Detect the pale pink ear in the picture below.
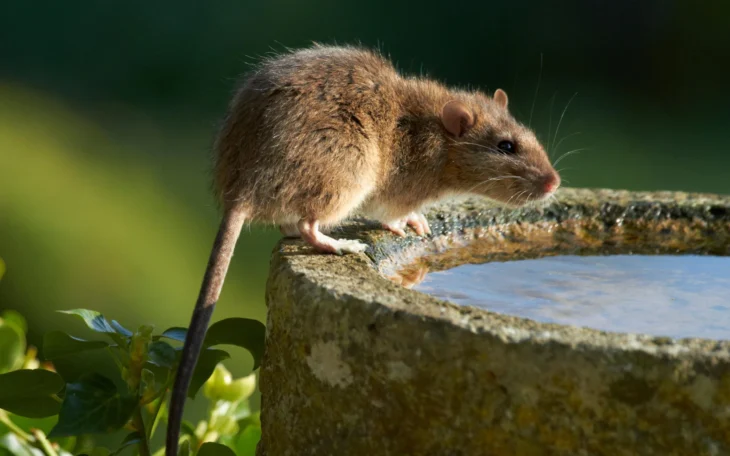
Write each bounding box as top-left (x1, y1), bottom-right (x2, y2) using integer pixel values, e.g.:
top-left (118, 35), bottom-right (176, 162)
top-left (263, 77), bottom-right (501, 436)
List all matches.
top-left (441, 100), bottom-right (474, 137)
top-left (494, 89), bottom-right (509, 109)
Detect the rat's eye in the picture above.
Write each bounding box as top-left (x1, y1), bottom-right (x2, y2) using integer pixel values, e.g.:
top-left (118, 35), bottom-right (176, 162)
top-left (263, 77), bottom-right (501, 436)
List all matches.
top-left (497, 140), bottom-right (516, 154)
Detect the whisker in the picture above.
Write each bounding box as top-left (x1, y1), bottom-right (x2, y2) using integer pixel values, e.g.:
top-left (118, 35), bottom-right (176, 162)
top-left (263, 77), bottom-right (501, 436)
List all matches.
top-left (507, 189), bottom-right (528, 207)
top-left (488, 175), bottom-right (527, 182)
top-left (463, 180), bottom-right (494, 194)
top-left (553, 132), bottom-right (582, 154)
top-left (528, 53), bottom-right (543, 128)
top-left (548, 194), bottom-right (564, 211)
top-left (545, 193), bottom-right (559, 210)
top-left (550, 92), bottom-right (578, 155)
top-left (552, 148), bottom-right (589, 167)
top-left (546, 92), bottom-right (556, 156)
top-left (462, 175), bottom-right (527, 194)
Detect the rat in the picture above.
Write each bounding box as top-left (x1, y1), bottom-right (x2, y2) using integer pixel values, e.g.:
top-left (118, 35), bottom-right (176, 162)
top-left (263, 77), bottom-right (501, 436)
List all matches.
top-left (166, 44), bottom-right (560, 454)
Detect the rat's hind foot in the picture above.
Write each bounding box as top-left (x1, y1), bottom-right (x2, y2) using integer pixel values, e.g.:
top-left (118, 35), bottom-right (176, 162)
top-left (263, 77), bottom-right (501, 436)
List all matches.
top-left (297, 219), bottom-right (368, 255)
top-left (382, 212), bottom-right (431, 237)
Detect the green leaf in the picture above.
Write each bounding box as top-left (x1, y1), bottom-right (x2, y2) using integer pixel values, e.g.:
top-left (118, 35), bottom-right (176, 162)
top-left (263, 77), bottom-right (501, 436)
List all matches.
top-left (70, 434), bottom-right (96, 455)
top-left (58, 310), bottom-right (116, 334)
top-left (110, 321), bottom-right (132, 338)
top-left (1, 310), bottom-right (27, 334)
top-left (7, 415), bottom-right (57, 435)
top-left (0, 320), bottom-right (24, 374)
top-left (231, 397), bottom-right (251, 421)
top-left (43, 331), bottom-right (109, 359)
top-left (172, 420), bottom-right (199, 451)
top-left (197, 442), bottom-right (236, 456)
top-left (177, 440), bottom-right (190, 456)
top-left (188, 349), bottom-right (230, 399)
top-left (180, 420), bottom-right (197, 437)
top-left (235, 425), bottom-right (262, 456)
top-left (49, 373), bottom-right (137, 437)
top-left (52, 436), bottom-right (77, 453)
top-left (203, 318), bottom-right (266, 369)
top-left (178, 420), bottom-right (198, 449)
top-left (0, 369), bottom-right (64, 418)
top-left (237, 411), bottom-right (260, 429)
top-left (148, 341), bottom-right (176, 368)
top-left (157, 327), bottom-right (186, 343)
top-left (109, 432), bottom-right (141, 455)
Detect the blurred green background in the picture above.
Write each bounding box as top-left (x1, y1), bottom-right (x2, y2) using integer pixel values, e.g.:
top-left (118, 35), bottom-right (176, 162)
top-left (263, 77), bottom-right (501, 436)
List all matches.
top-left (1, 0), bottom-right (729, 377)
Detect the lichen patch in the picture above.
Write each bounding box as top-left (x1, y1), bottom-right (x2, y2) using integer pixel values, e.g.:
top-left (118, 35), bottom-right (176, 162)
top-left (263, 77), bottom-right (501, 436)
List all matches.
top-left (386, 360), bottom-right (413, 381)
top-left (306, 341), bottom-right (353, 388)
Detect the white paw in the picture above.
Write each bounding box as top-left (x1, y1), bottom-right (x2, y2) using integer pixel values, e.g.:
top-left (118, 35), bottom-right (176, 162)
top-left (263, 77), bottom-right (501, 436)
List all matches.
top-left (333, 239), bottom-right (369, 255)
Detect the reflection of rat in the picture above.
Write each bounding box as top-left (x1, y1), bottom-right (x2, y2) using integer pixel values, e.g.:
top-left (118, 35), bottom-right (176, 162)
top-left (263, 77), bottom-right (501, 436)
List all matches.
top-left (390, 263), bottom-right (430, 289)
top-left (166, 44), bottom-right (560, 453)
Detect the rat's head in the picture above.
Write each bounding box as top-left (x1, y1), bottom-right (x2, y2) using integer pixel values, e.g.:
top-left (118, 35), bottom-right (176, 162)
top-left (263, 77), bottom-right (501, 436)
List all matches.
top-left (441, 89), bottom-right (560, 206)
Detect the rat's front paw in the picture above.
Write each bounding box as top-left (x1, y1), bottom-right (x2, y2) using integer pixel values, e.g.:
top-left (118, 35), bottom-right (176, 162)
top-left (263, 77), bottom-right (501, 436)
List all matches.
top-left (382, 212), bottom-right (431, 237)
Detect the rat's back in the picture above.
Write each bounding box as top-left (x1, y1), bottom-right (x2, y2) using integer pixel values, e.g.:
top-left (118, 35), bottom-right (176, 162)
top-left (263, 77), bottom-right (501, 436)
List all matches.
top-left (214, 45), bottom-right (403, 222)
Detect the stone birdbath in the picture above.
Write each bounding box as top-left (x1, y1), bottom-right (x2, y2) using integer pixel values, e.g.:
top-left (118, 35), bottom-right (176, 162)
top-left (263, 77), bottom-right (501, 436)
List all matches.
top-left (257, 188), bottom-right (730, 455)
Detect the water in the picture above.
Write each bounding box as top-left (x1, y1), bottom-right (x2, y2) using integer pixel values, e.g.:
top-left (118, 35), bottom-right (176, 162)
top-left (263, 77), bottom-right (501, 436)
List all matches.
top-left (413, 255), bottom-right (730, 340)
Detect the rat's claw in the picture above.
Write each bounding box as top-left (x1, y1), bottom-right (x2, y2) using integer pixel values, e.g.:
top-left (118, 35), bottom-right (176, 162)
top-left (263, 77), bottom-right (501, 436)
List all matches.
top-left (404, 212), bottom-right (431, 236)
top-left (382, 220), bottom-right (408, 237)
top-left (383, 213), bottom-right (431, 237)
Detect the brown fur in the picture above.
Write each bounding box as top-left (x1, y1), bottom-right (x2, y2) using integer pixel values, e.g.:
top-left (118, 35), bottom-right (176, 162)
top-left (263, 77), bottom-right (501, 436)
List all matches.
top-left (214, 44), bottom-right (559, 227)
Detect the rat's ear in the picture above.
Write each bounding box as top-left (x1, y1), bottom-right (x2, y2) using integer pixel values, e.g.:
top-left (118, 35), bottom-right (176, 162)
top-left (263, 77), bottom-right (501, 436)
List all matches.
top-left (441, 100), bottom-right (474, 137)
top-left (494, 89), bottom-right (509, 109)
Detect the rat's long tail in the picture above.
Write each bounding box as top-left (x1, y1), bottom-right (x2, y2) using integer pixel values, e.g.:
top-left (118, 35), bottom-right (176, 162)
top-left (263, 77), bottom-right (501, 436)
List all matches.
top-left (166, 207), bottom-right (247, 456)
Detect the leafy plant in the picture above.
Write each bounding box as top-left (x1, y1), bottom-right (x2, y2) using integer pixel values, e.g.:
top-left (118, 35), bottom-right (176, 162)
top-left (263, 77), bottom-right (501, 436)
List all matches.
top-left (0, 303), bottom-right (265, 456)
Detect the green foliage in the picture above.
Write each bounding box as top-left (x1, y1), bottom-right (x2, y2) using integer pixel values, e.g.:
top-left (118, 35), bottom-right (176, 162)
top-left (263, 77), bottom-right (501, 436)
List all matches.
top-left (203, 318), bottom-right (266, 370)
top-left (158, 328), bottom-right (187, 343)
top-left (0, 311), bottom-right (26, 374)
top-left (0, 305), bottom-right (264, 456)
top-left (49, 374), bottom-right (137, 437)
top-left (0, 370), bottom-right (64, 418)
top-left (188, 349), bottom-right (231, 400)
top-left (112, 432), bottom-right (142, 455)
top-left (42, 332), bottom-right (109, 359)
top-left (148, 341), bottom-right (176, 368)
top-left (198, 442), bottom-right (236, 456)
top-left (1, 310), bottom-right (27, 335)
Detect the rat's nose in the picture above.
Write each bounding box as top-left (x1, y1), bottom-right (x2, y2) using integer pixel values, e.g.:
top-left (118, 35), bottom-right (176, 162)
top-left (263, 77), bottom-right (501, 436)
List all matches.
top-left (542, 173), bottom-right (560, 194)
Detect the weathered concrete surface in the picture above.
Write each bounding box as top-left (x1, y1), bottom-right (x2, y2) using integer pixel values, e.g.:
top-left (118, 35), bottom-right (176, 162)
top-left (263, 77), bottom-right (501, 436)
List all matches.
top-left (258, 188), bottom-right (730, 456)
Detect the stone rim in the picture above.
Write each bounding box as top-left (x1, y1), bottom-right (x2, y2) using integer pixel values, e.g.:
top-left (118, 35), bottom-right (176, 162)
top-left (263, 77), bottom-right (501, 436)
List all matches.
top-left (277, 188), bottom-right (730, 361)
